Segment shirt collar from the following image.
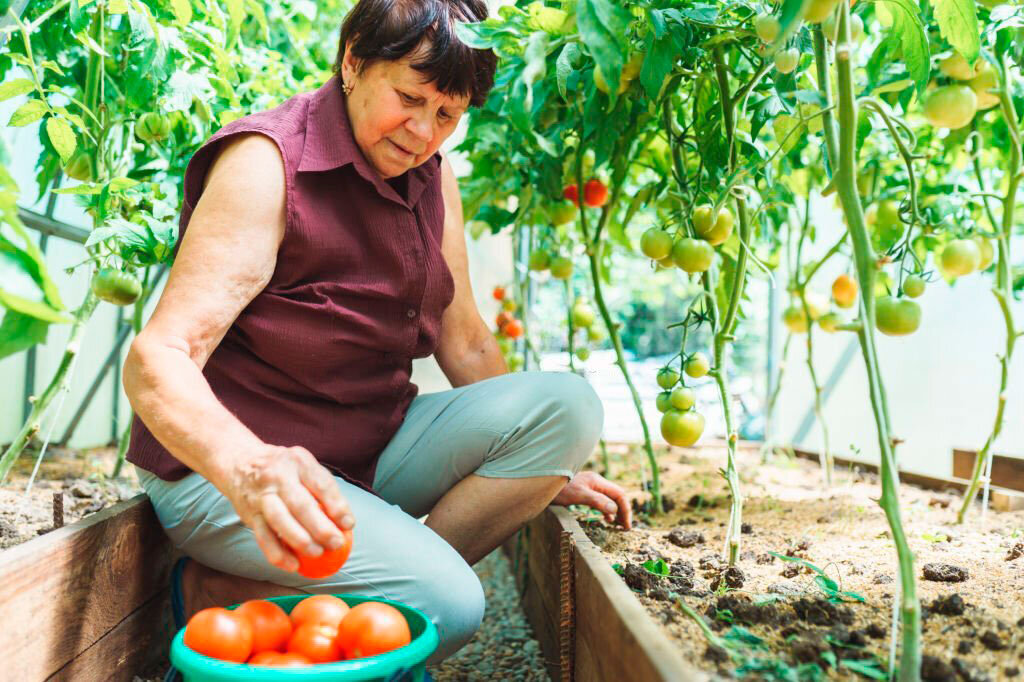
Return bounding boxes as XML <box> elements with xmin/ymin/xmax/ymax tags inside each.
<box><xmin>298</xmin><ymin>73</ymin><xmax>442</xmax><ymax>209</ymax></box>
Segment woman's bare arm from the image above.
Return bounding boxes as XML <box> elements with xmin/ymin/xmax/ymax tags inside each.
<box><xmin>123</xmin><ymin>133</ymin><xmax>353</xmax><ymax>571</ymax></box>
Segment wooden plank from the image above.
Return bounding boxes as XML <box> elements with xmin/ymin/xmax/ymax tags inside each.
<box><xmin>953</xmin><ymin>449</ymin><xmax>1024</xmax><ymax>492</ymax></box>
<box><xmin>0</xmin><ymin>494</ymin><xmax>174</xmax><ymax>680</ymax></box>
<box><xmin>567</xmin><ymin>508</ymin><xmax>705</xmax><ymax>682</ymax></box>
<box><xmin>48</xmin><ymin>588</ymin><xmax>173</xmax><ymax>681</ymax></box>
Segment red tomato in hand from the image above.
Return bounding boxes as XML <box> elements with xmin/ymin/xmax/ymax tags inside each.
<box><xmin>184</xmin><ymin>607</ymin><xmax>254</xmax><ymax>663</ymax></box>
<box><xmin>235</xmin><ymin>599</ymin><xmax>292</xmax><ymax>654</ymax></box>
<box><xmin>336</xmin><ymin>602</ymin><xmax>412</xmax><ymax>659</ymax></box>
<box><xmin>290</xmin><ymin>595</ymin><xmax>351</xmax><ymax>629</ymax></box>
<box><xmin>502</xmin><ymin>319</ymin><xmax>524</xmax><ymax>339</ymax></box>
<box><xmin>563</xmin><ymin>183</ymin><xmax>579</xmax><ymax>206</ymax></box>
<box><xmin>288</xmin><ymin>623</ymin><xmax>343</xmax><ymax>663</ymax></box>
<box><xmin>295</xmin><ymin>528</ymin><xmax>354</xmax><ymax>579</ymax></box>
<box><xmin>248</xmin><ymin>650</ymin><xmax>312</xmax><ymax>666</ymax></box>
<box><xmin>492</xmin><ymin>285</ymin><xmax>505</xmax><ymax>301</ymax></box>
<box><xmin>583</xmin><ymin>179</ymin><xmax>608</xmax><ymax>207</ymax></box>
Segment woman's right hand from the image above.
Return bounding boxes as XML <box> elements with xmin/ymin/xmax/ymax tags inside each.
<box><xmin>217</xmin><ymin>443</ymin><xmax>356</xmax><ymax>573</ymax></box>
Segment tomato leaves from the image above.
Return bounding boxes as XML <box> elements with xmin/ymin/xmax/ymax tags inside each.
<box><xmin>875</xmin><ymin>0</ymin><xmax>931</xmax><ymax>96</ymax></box>
<box><xmin>577</xmin><ymin>0</ymin><xmax>631</xmax><ymax>104</ymax></box>
<box><xmin>930</xmin><ymin>0</ymin><xmax>981</xmax><ymax>64</ymax></box>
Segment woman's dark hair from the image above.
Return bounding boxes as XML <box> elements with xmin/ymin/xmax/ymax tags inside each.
<box><xmin>334</xmin><ymin>0</ymin><xmax>497</xmax><ymax>108</ymax></box>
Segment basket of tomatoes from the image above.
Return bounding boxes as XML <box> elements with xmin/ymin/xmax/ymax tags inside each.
<box><xmin>171</xmin><ymin>593</ymin><xmax>438</xmax><ymax>681</ymax></box>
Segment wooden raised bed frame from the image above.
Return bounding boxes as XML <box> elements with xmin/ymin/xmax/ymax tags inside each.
<box><xmin>0</xmin><ymin>494</ymin><xmax>175</xmax><ymax>681</ymax></box>
<box><xmin>504</xmin><ymin>445</ymin><xmax>1024</xmax><ymax>681</ymax></box>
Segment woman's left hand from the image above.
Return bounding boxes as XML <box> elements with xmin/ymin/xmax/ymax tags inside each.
<box><xmin>551</xmin><ymin>471</ymin><xmax>632</xmax><ymax>530</ymax></box>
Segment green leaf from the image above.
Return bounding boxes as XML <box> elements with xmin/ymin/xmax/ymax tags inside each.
<box><xmin>107</xmin><ymin>177</ymin><xmax>140</xmax><ymax>193</ymax></box>
<box><xmin>45</xmin><ymin>116</ymin><xmax>76</xmax><ymax>165</ymax></box>
<box><xmin>0</xmin><ymin>79</ymin><xmax>35</xmax><ymax>102</ymax></box>
<box><xmin>930</xmin><ymin>0</ymin><xmax>980</xmax><ymax>64</ymax></box>
<box><xmin>839</xmin><ymin>658</ymin><xmax>889</xmax><ymax>680</ymax></box>
<box><xmin>640</xmin><ymin>31</ymin><xmax>674</xmax><ymax>101</ymax></box>
<box><xmin>556</xmin><ymin>42</ymin><xmax>582</xmax><ymax>100</ymax></box>
<box><xmin>74</xmin><ymin>29</ymin><xmax>111</xmax><ymax>57</ymax></box>
<box><xmin>877</xmin><ymin>0</ymin><xmax>931</xmax><ymax>95</ymax></box>
<box><xmin>107</xmin><ymin>0</ymin><xmax>129</xmax><ymax>13</ymax></box>
<box><xmin>577</xmin><ymin>0</ymin><xmax>631</xmax><ymax>98</ymax></box>
<box><xmin>8</xmin><ymin>99</ymin><xmax>47</xmax><ymax>127</ymax></box>
<box><xmin>223</xmin><ymin>0</ymin><xmax>244</xmax><ymax>49</ymax></box>
<box><xmin>0</xmin><ymin>310</ymin><xmax>51</xmax><ymax>360</ymax></box>
<box><xmin>169</xmin><ymin>0</ymin><xmax>192</xmax><ymax>26</ymax></box>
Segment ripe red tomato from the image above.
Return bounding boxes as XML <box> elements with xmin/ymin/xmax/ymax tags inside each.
<box><xmin>583</xmin><ymin>179</ymin><xmax>608</xmax><ymax>207</ymax></box>
<box><xmin>503</xmin><ymin>319</ymin><xmax>524</xmax><ymax>339</ymax></box>
<box><xmin>563</xmin><ymin>183</ymin><xmax>579</xmax><ymax>206</ymax></box>
<box><xmin>495</xmin><ymin>311</ymin><xmax>515</xmax><ymax>330</ymax></box>
<box><xmin>336</xmin><ymin>602</ymin><xmax>412</xmax><ymax>660</ymax></box>
<box><xmin>248</xmin><ymin>650</ymin><xmax>312</xmax><ymax>667</ymax></box>
<box><xmin>184</xmin><ymin>607</ymin><xmax>254</xmax><ymax>663</ymax></box>
<box><xmin>290</xmin><ymin>595</ymin><xmax>351</xmax><ymax>630</ymax></box>
<box><xmin>492</xmin><ymin>285</ymin><xmax>505</xmax><ymax>301</ymax></box>
<box><xmin>296</xmin><ymin>528</ymin><xmax>354</xmax><ymax>579</ymax></box>
<box><xmin>287</xmin><ymin>623</ymin><xmax>343</xmax><ymax>663</ymax></box>
<box><xmin>235</xmin><ymin>599</ymin><xmax>293</xmax><ymax>654</ymax></box>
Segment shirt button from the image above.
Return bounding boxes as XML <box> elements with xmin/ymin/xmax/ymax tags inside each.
<box><xmin>406</xmin><ymin>308</ymin><xmax>417</xmax><ymax>318</ymax></box>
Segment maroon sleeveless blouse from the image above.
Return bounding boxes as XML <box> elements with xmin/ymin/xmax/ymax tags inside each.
<box><xmin>127</xmin><ymin>74</ymin><xmax>455</xmax><ymax>496</ymax></box>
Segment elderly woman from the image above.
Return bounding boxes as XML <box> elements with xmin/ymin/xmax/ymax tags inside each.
<box><xmin>124</xmin><ymin>0</ymin><xmax>631</xmax><ymax>669</ymax></box>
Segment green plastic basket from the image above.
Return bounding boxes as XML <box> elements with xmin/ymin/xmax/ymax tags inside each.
<box><xmin>170</xmin><ymin>594</ymin><xmax>438</xmax><ymax>682</ymax></box>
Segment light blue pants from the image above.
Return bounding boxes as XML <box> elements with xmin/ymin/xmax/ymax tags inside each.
<box><xmin>137</xmin><ymin>371</ymin><xmax>603</xmax><ymax>663</ymax></box>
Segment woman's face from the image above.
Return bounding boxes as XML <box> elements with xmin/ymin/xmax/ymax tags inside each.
<box><xmin>341</xmin><ymin>45</ymin><xmax>470</xmax><ymax>179</ymax></box>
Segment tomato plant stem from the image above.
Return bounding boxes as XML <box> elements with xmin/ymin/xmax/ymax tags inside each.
<box><xmin>0</xmin><ymin>291</ymin><xmax>99</xmax><ymax>483</ymax></box>
<box><xmin>957</xmin><ymin>60</ymin><xmax>1021</xmax><ymax>524</ymax></box>
<box><xmin>829</xmin><ymin>8</ymin><xmax>921</xmax><ymax>679</ymax></box>
<box><xmin>711</xmin><ymin>45</ymin><xmax>749</xmax><ymax>566</ymax></box>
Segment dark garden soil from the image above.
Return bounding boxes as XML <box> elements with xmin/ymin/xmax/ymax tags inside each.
<box><xmin>576</xmin><ymin>442</ymin><xmax>1024</xmax><ymax>681</ymax></box>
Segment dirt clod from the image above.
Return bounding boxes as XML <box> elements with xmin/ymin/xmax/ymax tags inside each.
<box><xmin>704</xmin><ymin>643</ymin><xmax>729</xmax><ymax>664</ymax></box>
<box><xmin>920</xmin><ymin>654</ymin><xmax>956</xmax><ymax>682</ymax></box>
<box><xmin>707</xmin><ymin>565</ymin><xmax>745</xmax><ymax>590</ymax></box>
<box><xmin>872</xmin><ymin>573</ymin><xmax>893</xmax><ymax>584</ymax></box>
<box><xmin>1005</xmin><ymin>542</ymin><xmax>1023</xmax><ymax>561</ymax></box>
<box><xmin>666</xmin><ymin>529</ymin><xmax>704</xmax><ymax>548</ymax></box>
<box><xmin>929</xmin><ymin>593</ymin><xmax>966</xmax><ymax>616</ymax></box>
<box><xmin>979</xmin><ymin>630</ymin><xmax>1007</xmax><ymax>650</ymax></box>
<box><xmin>698</xmin><ymin>553</ymin><xmax>723</xmax><ymax>571</ymax></box>
<box><xmin>923</xmin><ymin>563</ymin><xmax>970</xmax><ymax>583</ymax></box>
<box><xmin>791</xmin><ymin>596</ymin><xmax>854</xmax><ymax>626</ymax></box>
<box><xmin>756</xmin><ymin>552</ymin><xmax>775</xmax><ymax>564</ymax></box>
<box><xmin>864</xmin><ymin>622</ymin><xmax>886</xmax><ymax>638</ymax></box>
<box><xmin>957</xmin><ymin>639</ymin><xmax>973</xmax><ymax>654</ymax></box>
<box><xmin>740</xmin><ymin>522</ymin><xmax>753</xmax><ymax>534</ymax></box>
<box><xmin>790</xmin><ymin>632</ymin><xmax>828</xmax><ymax>664</ymax></box>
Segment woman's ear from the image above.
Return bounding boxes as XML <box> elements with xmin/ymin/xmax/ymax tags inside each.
<box><xmin>341</xmin><ymin>41</ymin><xmax>363</xmax><ymax>83</ymax></box>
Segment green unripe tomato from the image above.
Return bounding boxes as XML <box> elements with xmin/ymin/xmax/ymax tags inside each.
<box><xmin>782</xmin><ymin>305</ymin><xmax>809</xmax><ymax>333</ymax></box>
<box><xmin>571</xmin><ymin>301</ymin><xmax>595</xmax><ymax>328</ymax></box>
<box><xmin>939</xmin><ymin>238</ymin><xmax>981</xmax><ymax>277</ymax></box>
<box><xmin>661</xmin><ymin>409</ymin><xmax>705</xmax><ymax>447</ymax></box>
<box><xmin>822</xmin><ymin>12</ymin><xmax>863</xmax><ymax>41</ymax></box>
<box><xmin>528</xmin><ymin>248</ymin><xmax>551</xmax><ymax>271</ymax></box>
<box><xmin>497</xmin><ymin>336</ymin><xmax>513</xmax><ymax>354</ymax></box>
<box><xmin>656</xmin><ymin>256</ymin><xmax>676</xmax><ymax>271</ymax></box>
<box><xmin>669</xmin><ymin>385</ymin><xmax>696</xmax><ymax>411</ymax></box>
<box><xmin>903</xmin><ymin>275</ymin><xmax>926</xmax><ymax>298</ymax></box>
<box><xmin>508</xmin><ymin>354</ymin><xmax>524</xmax><ymax>371</ymax></box>
<box><xmin>656</xmin><ymin>366</ymin><xmax>680</xmax><ymax>390</ymax></box>
<box><xmin>640</xmin><ymin>228</ymin><xmax>673</xmax><ymax>261</ymax></box>
<box><xmin>875</xmin><ymin>296</ymin><xmax>921</xmax><ymax>337</ymax></box>
<box><xmin>754</xmin><ymin>14</ymin><xmax>780</xmax><ymax>43</ymax></box>
<box><xmin>939</xmin><ymin>53</ymin><xmax>984</xmax><ymax>81</ymax></box>
<box><xmin>972</xmin><ymin>235</ymin><xmax>995</xmax><ymax>271</ymax></box>
<box><xmin>817</xmin><ymin>312</ymin><xmax>842</xmax><ymax>333</ymax></box>
<box><xmin>63</xmin><ymin>150</ymin><xmax>93</xmax><ymax>183</ymax></box>
<box><xmin>923</xmin><ymin>85</ymin><xmax>978</xmax><ymax>130</ymax></box>
<box><xmin>587</xmin><ymin>327</ymin><xmax>604</xmax><ymax>343</ymax></box>
<box><xmin>774</xmin><ymin>48</ymin><xmax>799</xmax><ymax>75</ymax></box>
<box><xmin>91</xmin><ymin>267</ymin><xmax>142</xmax><ymax>306</ymax></box>
<box><xmin>575</xmin><ymin>347</ymin><xmax>590</xmax><ymax>361</ymax></box>
<box><xmin>684</xmin><ymin>352</ymin><xmax>710</xmax><ymax>379</ymax></box>
<box><xmin>550</xmin><ymin>201</ymin><xmax>576</xmax><ymax>226</ymax></box>
<box><xmin>805</xmin><ymin>0</ymin><xmax>841</xmax><ymax>23</ymax></box>
<box><xmin>671</xmin><ymin>237</ymin><xmax>714</xmax><ymax>274</ymax></box>
<box><xmin>549</xmin><ymin>256</ymin><xmax>573</xmax><ymax>280</ymax></box>
<box><xmin>136</xmin><ymin>112</ymin><xmax>171</xmax><ymax>143</ymax></box>
<box><xmin>692</xmin><ymin>204</ymin><xmax>735</xmax><ymax>246</ymax></box>
<box><xmin>656</xmin><ymin>391</ymin><xmax>673</xmax><ymax>414</ymax></box>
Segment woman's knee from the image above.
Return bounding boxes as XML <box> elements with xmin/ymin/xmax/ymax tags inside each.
<box><xmin>521</xmin><ymin>371</ymin><xmax>605</xmax><ymax>470</ymax></box>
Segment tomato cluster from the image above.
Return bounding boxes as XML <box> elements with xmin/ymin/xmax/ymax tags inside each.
<box><xmin>655</xmin><ymin>356</ymin><xmax>708</xmax><ymax>448</ymax></box>
<box><xmin>639</xmin><ymin>204</ymin><xmax>735</xmax><ymax>274</ymax></box>
<box><xmin>184</xmin><ymin>595</ymin><xmax>412</xmax><ymax>667</ymax></box>
<box><xmin>492</xmin><ymin>285</ymin><xmax>525</xmax><ymax>370</ymax></box>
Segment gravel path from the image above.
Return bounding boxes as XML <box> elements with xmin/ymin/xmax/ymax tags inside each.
<box><xmin>427</xmin><ymin>547</ymin><xmax>550</xmax><ymax>681</ymax></box>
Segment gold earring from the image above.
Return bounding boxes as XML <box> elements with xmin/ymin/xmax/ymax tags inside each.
<box><xmin>342</xmin><ymin>81</ymin><xmax>354</xmax><ymax>96</ymax></box>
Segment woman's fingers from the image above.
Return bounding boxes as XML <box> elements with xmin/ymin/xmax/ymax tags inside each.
<box><xmin>297</xmin><ymin>455</ymin><xmax>355</xmax><ymax>531</ymax></box>
<box><xmin>581</xmin><ymin>471</ymin><xmax>633</xmax><ymax>529</ymax></box>
<box><xmin>279</xmin><ymin>474</ymin><xmax>349</xmax><ymax>551</ymax></box>
<box><xmin>260</xmin><ymin>493</ymin><xmax>320</xmax><ymax>557</ymax></box>
<box><xmin>250</xmin><ymin>512</ymin><xmax>300</xmax><ymax>572</ymax></box>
